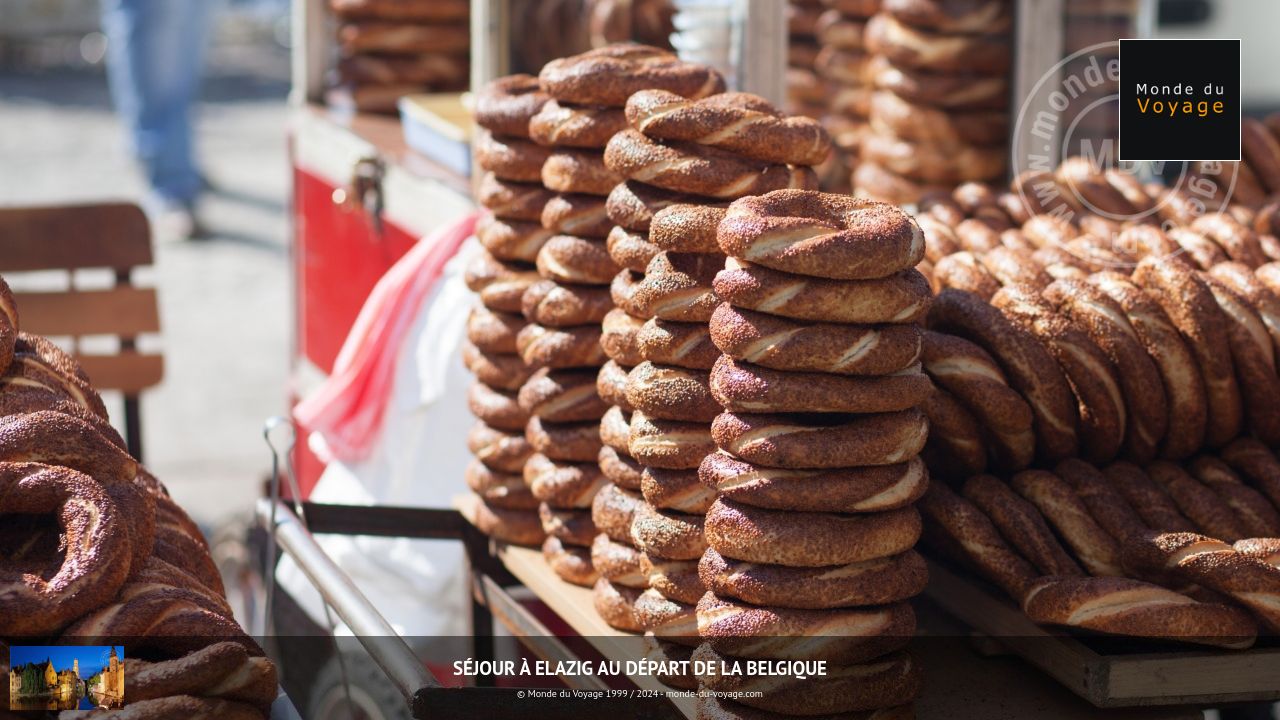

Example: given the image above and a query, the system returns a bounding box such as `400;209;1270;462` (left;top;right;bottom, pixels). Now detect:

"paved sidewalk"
0;34;292;526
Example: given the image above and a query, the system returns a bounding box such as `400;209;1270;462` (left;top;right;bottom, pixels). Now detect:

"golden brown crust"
542;149;624;196
869;90;1008;148
467;383;528;431
636;317;721;370
695;597;916;665
861;131;1005;183
634;587;699;644
541;193;613;238
337;21;469;55
700;547;927;610
922;387;988;477
650;204;727;255
714;259;930;323
600;309;646;367
705;498;921;567
717;191;924;280
1209;262;1280;361
591;483;646;544
928;288;1079;462
465;252;539;313
1012;469;1123;576
625;361;719;422
1187;456;1280;538
626;252;721;322
606;226;661;273
963;474;1082;577
529;100;627;149
472;74;549;138
539;504;598;547
599;405;632;454
711;304;923;376
475;173;552;221
592;576;645;631
538;43;725;107
535;235;619;285
869;56;1007;110
516;323;607;369
1145;461;1246;543
1220;437;1280;511
628;410;716;469
709;356;931;414
641;466;715;514
605;181;693;232
518;367;609;422
525;453;608;508
699;452;927;513
473;129;550;183
1132;258;1242;447
467;422;533;474
461;342;533;391
591;533;648;588
630;503;707;560
1054;459;1146;543
626;90;832;166
604;130;819;199
711;409;927;469
918;482;1038;600
465;494;544;546
521;279;612;328
525;417;602;462
543;534;599;585
466;459;537;510
476;213;552;263
882;0;1011;32
598;444;644;490
1200;274;1280;445
466;306;524;355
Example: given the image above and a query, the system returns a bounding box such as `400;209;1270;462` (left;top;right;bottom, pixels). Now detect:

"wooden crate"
926;560;1280;708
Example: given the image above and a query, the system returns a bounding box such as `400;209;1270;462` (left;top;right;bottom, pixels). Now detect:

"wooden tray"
925;560;1280;708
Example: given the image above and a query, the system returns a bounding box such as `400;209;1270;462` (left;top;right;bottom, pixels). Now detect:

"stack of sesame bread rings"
694;190;930;718
855;0;1012;204
464;74;553;548
599;85;833;694
329;0;470;114
0;277;278;718
810;0;882;194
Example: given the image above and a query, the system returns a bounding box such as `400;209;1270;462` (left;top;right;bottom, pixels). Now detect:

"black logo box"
1119;38;1241;162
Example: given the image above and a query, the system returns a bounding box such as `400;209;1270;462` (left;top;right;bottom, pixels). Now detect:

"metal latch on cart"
332;156;386;237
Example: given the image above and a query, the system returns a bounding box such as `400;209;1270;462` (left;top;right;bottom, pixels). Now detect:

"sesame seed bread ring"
634;588;699;645
712;409;928;469
518;367;610;422
1102;461;1196;533
923;387;988;477
1220;437;1280;511
593;577;645;631
1012;469;1124;577
542;534;599;585
600;405;632;454
465;252;539;313
932;251;1001;300
695;645;922;716
601;309;646;367
641;466;716;514
699;452;927;514
529;100;628;149
466;306;524;355
462;342;534;391
591;533;648;588
525;417;602;462
713;259;931;323
535;235;618;285
868;90;1008;148
625;361;720;422
630;502;708;560
606;226;661;273
464;495;544;546
472;74;551;138
476;173;553;221
870;56;1008;110
0;462;130;636
636;317;720;369
640;554;703;604
644;636;698;690
865;13;1009;74
918;482;1039;600
125;640;277;707
331;0;469;21
629;410;717;469
1086;272;1206;459
611;268;643;311
716;190;924;280
816;10;868;50
981;246;1053;291
476;214;552;263
814;46;874;86
1192;213;1268;268
467;422;533;474
337;21;469;55
525;453;608;508
1055;158;1137;217
628;252;722;322
710;356;932;414
1187;456;1280;538
1209;262;1280;359
604;129;819;199
538;43;725;108
625;90;832;166
466;459;538;510
884;0;1010;32
1168;228;1227;271
860;131;1006;183
541;193;613;238
1235;537;1280;565
473;129;550;182
852;161;951;205
539;504;598;547
1042;279;1168;465
542;149;624;196
1022;574;1258;649
598;438;642;482
1132;257;1242;448
467;383;527;431
962;474;1083;577
710;305;923;376
954;219;1002;253
591;483;645;543
917;215;961;262
1200;273;1280;444
1054;459;1148;544
930;288;1079;462
695;594;916;665
920;330;1034;470
605;180;695;232
700;547;928;610
516;323;606;369
650;204;728;255
521;279;612;328
705;498;921;567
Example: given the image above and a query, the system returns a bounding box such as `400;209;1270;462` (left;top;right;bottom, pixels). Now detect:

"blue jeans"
101;0;215;206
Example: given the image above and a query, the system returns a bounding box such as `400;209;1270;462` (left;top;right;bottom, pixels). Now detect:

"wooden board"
926;560;1280;708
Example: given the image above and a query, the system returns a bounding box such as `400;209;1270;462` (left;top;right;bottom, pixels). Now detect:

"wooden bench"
0;202;164;460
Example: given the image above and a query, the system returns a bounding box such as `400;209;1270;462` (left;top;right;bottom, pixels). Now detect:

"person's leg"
101;0;214;208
